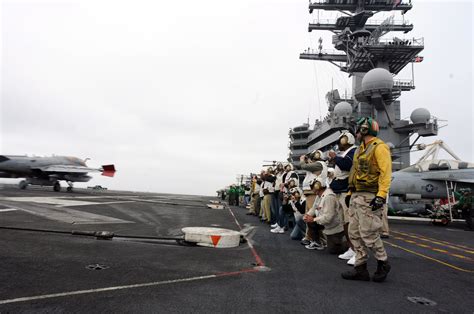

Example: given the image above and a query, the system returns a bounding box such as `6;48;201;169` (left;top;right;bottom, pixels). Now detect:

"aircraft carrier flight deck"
0;185;472;313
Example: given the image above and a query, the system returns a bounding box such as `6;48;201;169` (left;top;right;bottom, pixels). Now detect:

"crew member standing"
328;131;357;264
299;152;325;245
342;117;392;282
454;188;474;231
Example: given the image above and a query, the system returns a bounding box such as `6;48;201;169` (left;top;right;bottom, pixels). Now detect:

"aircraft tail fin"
102;164;116;177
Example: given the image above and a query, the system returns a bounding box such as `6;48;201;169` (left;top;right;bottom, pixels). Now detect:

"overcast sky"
1;0;472;196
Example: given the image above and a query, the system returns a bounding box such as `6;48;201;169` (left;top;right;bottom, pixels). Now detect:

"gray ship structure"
289;0;438;171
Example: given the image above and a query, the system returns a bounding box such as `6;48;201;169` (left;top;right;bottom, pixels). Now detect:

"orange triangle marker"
210;235;222;247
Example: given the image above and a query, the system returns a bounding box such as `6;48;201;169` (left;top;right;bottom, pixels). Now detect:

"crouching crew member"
342;117;392;283
304;176;346;254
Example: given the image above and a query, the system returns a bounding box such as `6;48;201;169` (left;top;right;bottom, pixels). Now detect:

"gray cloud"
1;0;472;195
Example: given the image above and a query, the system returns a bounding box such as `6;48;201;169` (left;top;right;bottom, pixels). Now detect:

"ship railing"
311;18;337;24
393;79;414;89
354;78;414;95
366;37;424;46
301;48;346;55
311;18;411;25
365;19;411;25
310;0;411;5
328;96;353;106
334;93;353;101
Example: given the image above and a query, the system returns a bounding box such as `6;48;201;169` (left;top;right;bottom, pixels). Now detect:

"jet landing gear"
19;180;28;190
66;181;73;192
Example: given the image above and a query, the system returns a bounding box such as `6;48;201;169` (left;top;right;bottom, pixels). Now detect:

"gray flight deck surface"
0;186;472;313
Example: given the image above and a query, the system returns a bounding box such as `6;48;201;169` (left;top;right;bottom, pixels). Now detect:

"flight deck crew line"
242;133;355;258
242;136;354;256
228;118;392;282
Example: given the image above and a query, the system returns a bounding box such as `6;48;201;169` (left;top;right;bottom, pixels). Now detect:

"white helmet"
289;187;302;195
339;131;355;145
309;176;326;190
310;150;325;160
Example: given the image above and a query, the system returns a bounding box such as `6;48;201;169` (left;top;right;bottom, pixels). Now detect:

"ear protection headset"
340;136;348;145
339;132;355;147
356;117;379;137
310;178;323;191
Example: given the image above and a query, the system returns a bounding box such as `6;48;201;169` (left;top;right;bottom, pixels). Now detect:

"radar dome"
361;68;394;92
334;101;352;116
410;108;431;124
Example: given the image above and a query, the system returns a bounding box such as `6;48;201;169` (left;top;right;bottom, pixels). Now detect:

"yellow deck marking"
451;254;468;260
392;230;474;254
384;241;474;274
389;234;473;262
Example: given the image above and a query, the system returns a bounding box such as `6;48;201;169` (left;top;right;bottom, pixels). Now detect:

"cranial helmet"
357;117;379;137
309;176;326;190
339;131;355;145
310;150;324;160
289;187;301;195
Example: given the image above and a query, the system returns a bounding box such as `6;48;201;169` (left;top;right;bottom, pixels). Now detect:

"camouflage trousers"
348;192;388;266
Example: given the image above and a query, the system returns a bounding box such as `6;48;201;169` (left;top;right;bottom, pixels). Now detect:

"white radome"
361;68;394;92
334;101;352;116
410;108;431;124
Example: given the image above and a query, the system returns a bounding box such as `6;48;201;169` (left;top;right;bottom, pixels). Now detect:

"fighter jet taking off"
0;155;116;192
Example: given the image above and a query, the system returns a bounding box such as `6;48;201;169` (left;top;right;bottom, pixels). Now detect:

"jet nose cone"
0;156;10;163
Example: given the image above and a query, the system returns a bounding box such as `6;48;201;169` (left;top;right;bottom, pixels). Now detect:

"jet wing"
421;171;474;184
34;164;116;177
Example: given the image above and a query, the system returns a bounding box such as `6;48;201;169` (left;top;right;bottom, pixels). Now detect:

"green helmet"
356;117;379;137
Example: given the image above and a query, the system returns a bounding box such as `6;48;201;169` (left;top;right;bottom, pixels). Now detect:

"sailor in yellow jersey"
342;117;392;282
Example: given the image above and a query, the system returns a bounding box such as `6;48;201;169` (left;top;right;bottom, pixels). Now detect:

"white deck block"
182;227;241;248
206;204;225;209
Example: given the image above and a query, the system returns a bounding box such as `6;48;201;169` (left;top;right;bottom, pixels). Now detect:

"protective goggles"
356;125;369;135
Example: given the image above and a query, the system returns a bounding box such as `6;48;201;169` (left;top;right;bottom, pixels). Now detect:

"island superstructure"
289;0;438;171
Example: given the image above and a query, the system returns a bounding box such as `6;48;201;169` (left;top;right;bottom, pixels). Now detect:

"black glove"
345;194;351;208
370;196;385;211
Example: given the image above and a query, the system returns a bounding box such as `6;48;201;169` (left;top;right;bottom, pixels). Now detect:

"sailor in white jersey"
328;131;357;264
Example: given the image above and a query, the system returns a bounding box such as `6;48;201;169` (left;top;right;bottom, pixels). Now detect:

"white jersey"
275;172;284;191
302;172;317;192
262;180;274;193
333;145;356;181
302;161;328;191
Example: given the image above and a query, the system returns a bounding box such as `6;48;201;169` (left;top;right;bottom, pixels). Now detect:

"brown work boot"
372;260;391;282
341;263;370;281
